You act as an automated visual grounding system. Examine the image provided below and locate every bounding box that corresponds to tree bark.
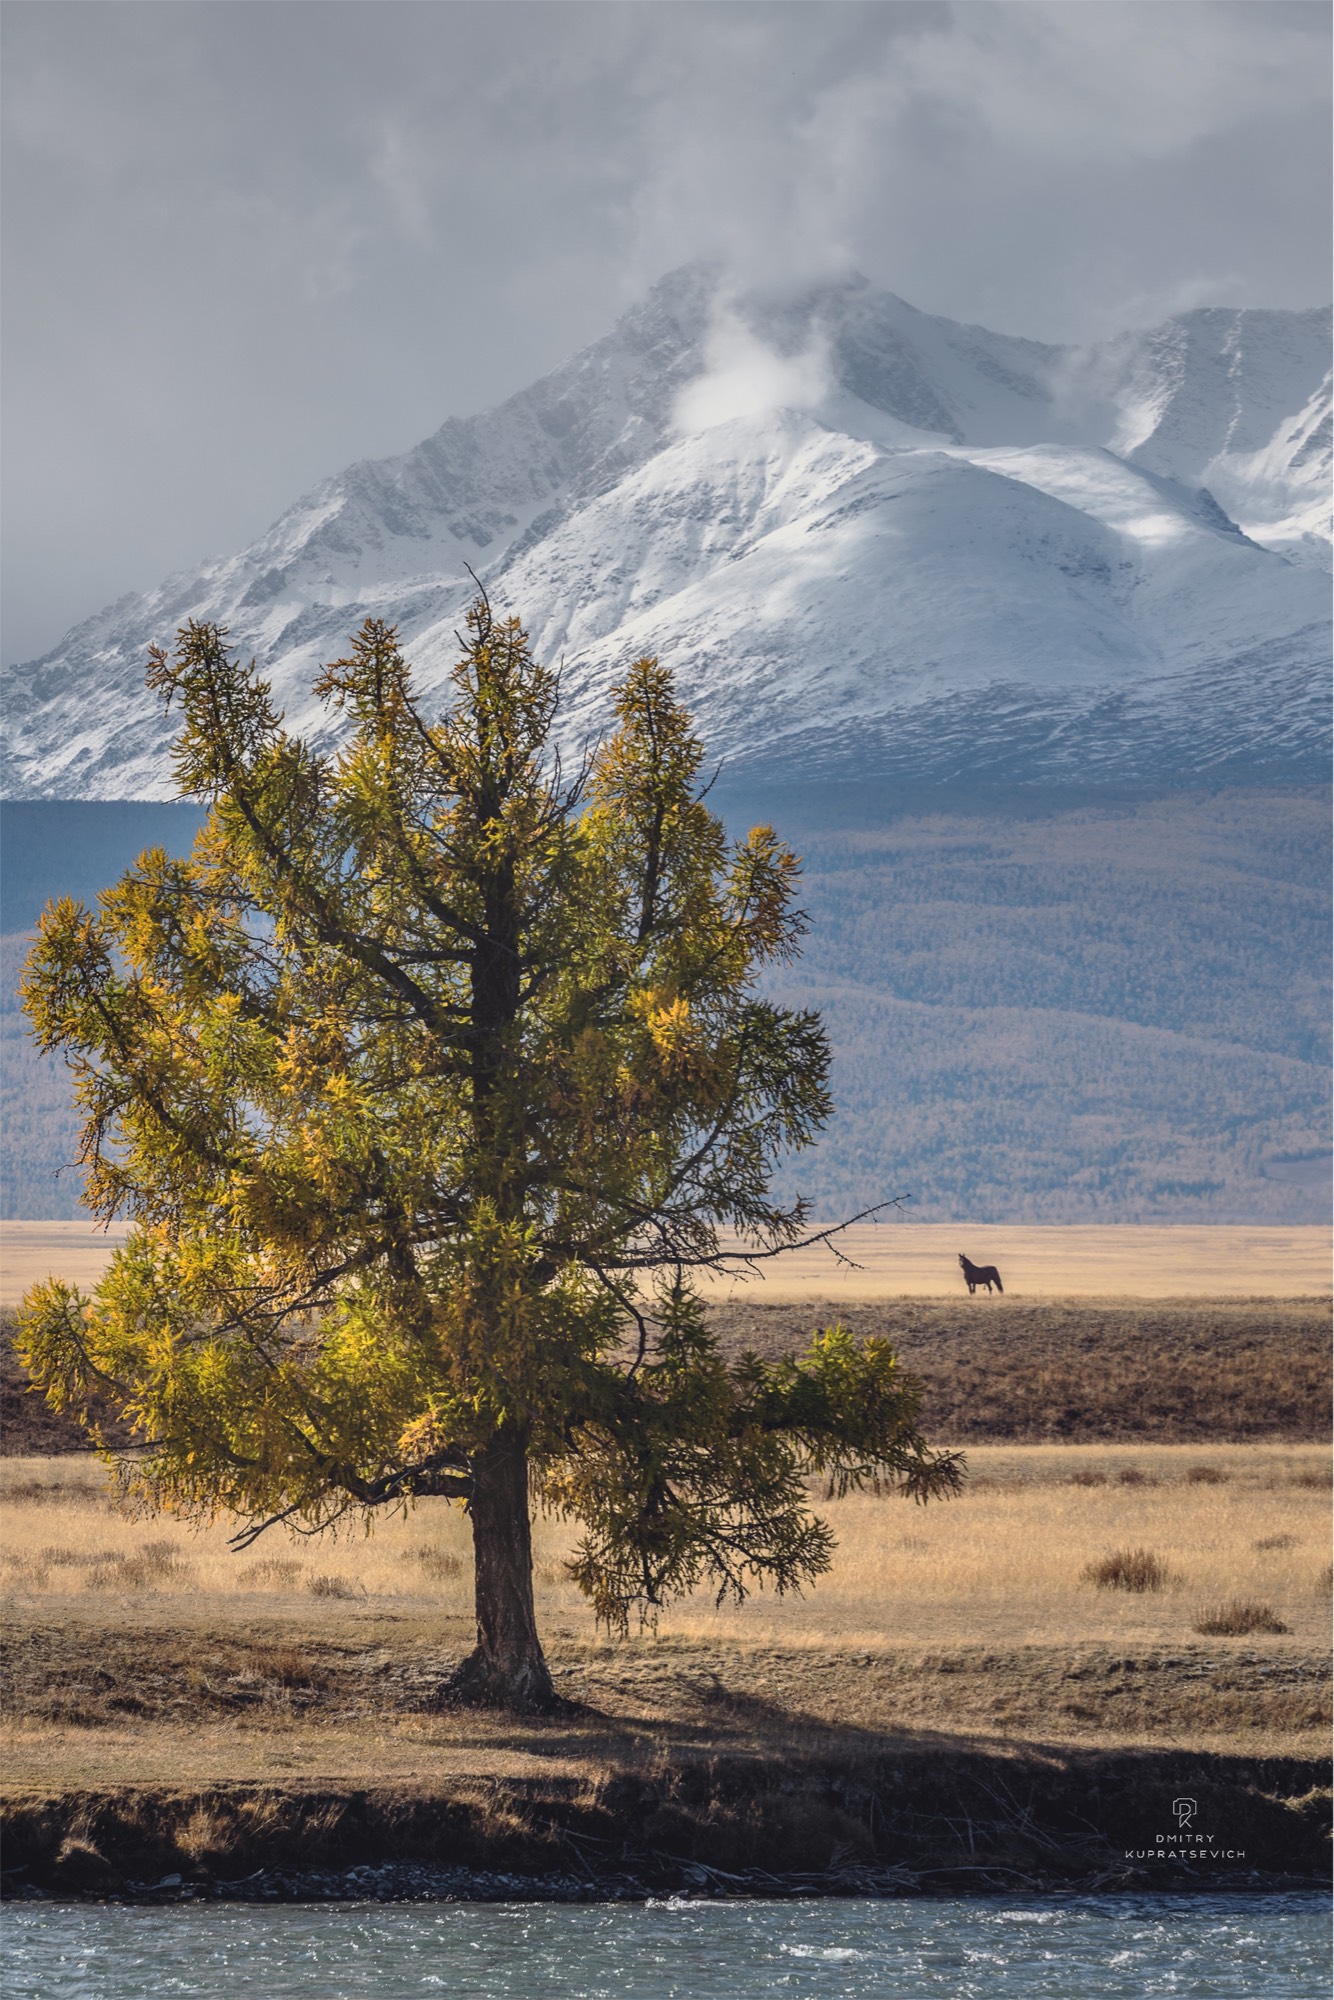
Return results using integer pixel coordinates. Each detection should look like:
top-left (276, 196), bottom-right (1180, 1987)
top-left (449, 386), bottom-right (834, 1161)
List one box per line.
top-left (443, 1424), bottom-right (557, 1712)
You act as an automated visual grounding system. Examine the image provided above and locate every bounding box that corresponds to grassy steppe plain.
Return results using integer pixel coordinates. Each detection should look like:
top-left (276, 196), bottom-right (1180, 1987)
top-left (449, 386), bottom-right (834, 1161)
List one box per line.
top-left (5, 1220), bottom-right (1331, 1306)
top-left (5, 1448), bottom-right (1328, 1792)
top-left (2, 1283), bottom-right (1330, 1891)
top-left (3, 1440), bottom-right (1330, 1788)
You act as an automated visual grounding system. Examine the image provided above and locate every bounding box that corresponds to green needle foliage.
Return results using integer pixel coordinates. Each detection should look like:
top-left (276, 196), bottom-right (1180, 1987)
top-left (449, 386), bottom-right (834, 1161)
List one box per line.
top-left (18, 601), bottom-right (962, 1709)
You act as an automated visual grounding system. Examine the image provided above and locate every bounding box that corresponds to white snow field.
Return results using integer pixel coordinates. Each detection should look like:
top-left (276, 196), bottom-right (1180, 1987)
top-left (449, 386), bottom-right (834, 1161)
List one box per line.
top-left (3, 266), bottom-right (1329, 798)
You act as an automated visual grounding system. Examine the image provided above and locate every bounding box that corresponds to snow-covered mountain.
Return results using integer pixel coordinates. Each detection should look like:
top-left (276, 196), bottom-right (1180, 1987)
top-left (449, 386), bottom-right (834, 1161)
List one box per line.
top-left (4, 267), bottom-right (1329, 798)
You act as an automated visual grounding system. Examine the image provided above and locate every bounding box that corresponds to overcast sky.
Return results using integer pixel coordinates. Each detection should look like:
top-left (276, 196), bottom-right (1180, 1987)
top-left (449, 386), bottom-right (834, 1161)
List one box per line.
top-left (3, 0), bottom-right (1329, 666)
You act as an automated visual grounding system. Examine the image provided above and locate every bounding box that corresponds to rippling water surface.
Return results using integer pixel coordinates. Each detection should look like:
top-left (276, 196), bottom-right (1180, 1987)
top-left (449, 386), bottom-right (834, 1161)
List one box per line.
top-left (5, 1893), bottom-right (1329, 1999)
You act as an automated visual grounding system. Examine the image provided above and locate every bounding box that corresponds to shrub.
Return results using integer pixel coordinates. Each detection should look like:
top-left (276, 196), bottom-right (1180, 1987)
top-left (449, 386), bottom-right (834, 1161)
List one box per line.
top-left (260, 1648), bottom-right (325, 1689)
top-left (1116, 1468), bottom-right (1156, 1487)
top-left (400, 1549), bottom-right (463, 1580)
top-left (1185, 1465), bottom-right (1228, 1484)
top-left (306, 1573), bottom-right (361, 1599)
top-left (2, 1555), bottom-right (51, 1589)
top-left (1068, 1469), bottom-right (1107, 1487)
top-left (1193, 1600), bottom-right (1289, 1636)
top-left (87, 1542), bottom-right (194, 1590)
top-left (240, 1557), bottom-right (303, 1590)
top-left (1082, 1547), bottom-right (1173, 1592)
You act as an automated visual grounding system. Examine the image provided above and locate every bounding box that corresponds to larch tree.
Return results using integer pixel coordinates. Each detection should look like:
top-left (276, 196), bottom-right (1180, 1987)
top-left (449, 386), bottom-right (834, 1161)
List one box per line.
top-left (17, 601), bottom-right (962, 1711)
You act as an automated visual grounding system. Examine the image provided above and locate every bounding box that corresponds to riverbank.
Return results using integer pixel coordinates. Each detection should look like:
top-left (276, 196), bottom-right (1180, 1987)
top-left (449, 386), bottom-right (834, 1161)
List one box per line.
top-left (5, 1739), bottom-right (1330, 1903)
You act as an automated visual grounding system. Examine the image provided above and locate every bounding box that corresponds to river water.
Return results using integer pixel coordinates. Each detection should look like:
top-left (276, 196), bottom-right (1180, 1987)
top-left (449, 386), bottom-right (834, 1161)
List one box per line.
top-left (4, 1893), bottom-right (1330, 1999)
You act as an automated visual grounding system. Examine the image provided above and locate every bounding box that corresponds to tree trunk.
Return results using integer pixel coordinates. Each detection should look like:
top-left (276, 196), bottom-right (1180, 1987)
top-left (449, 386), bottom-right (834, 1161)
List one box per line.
top-left (443, 1424), bottom-right (556, 1713)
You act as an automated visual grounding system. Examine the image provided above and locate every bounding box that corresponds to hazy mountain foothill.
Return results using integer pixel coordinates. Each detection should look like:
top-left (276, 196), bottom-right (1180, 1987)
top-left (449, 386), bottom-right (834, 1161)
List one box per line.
top-left (2, 268), bottom-right (1330, 1224)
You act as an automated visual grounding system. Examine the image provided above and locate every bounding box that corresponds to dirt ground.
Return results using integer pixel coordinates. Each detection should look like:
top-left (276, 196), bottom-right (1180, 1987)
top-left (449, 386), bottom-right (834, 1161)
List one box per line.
top-left (708, 1296), bottom-right (1332, 1442)
top-left (3, 1612), bottom-right (1330, 1791)
top-left (5, 1297), bottom-right (1330, 1455)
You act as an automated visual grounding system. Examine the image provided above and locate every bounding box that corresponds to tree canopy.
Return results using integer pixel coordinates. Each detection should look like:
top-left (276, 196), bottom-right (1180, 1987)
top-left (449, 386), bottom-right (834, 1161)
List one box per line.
top-left (18, 602), bottom-right (961, 1708)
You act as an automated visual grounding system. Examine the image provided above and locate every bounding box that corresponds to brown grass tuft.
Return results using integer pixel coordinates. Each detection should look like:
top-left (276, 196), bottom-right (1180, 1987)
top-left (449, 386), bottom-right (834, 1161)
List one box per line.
top-left (260, 1648), bottom-right (326, 1689)
top-left (1185, 1465), bottom-right (1229, 1484)
top-left (2, 1554), bottom-right (52, 1588)
top-left (307, 1573), bottom-right (361, 1600)
top-left (399, 1549), bottom-right (463, 1580)
top-left (87, 1541), bottom-right (195, 1591)
top-left (1082, 1548), bottom-right (1173, 1593)
top-left (239, 1557), bottom-right (304, 1590)
top-left (174, 1808), bottom-right (235, 1864)
top-left (1193, 1600), bottom-right (1290, 1636)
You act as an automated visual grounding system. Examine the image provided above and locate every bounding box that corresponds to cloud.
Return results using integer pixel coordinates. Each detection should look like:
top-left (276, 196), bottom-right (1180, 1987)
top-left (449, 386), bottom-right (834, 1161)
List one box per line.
top-left (866, 2), bottom-right (1330, 165)
top-left (370, 123), bottom-right (436, 248)
top-left (621, 2), bottom-right (1331, 318)
top-left (2, 1), bottom-right (1328, 666)
top-left (672, 309), bottom-right (831, 434)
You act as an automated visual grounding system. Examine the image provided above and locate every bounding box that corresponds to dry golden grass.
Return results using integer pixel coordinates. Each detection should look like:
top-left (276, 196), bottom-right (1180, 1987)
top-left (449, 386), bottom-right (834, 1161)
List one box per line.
top-left (3, 1443), bottom-right (1328, 1807)
top-left (2, 1445), bottom-right (1329, 1650)
top-left (3, 1247), bottom-right (1329, 1883)
top-left (698, 1225), bottom-right (1333, 1300)
top-left (5, 1221), bottom-right (1331, 1308)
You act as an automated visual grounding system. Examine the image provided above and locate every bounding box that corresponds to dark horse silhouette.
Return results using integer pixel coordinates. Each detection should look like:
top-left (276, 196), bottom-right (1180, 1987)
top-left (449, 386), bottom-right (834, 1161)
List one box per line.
top-left (959, 1253), bottom-right (1003, 1295)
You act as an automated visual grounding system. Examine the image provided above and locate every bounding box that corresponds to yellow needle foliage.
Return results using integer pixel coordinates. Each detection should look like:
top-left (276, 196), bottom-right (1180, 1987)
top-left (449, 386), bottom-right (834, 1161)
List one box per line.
top-left (17, 602), bottom-right (959, 1699)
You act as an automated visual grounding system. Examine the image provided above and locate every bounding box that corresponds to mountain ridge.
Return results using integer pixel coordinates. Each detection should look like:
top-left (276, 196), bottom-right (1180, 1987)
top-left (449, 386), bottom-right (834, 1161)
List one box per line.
top-left (3, 267), bottom-right (1329, 798)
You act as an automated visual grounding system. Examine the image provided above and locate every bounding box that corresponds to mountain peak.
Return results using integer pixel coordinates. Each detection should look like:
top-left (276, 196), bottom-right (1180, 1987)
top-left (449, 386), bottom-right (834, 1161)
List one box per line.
top-left (3, 279), bottom-right (1328, 799)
